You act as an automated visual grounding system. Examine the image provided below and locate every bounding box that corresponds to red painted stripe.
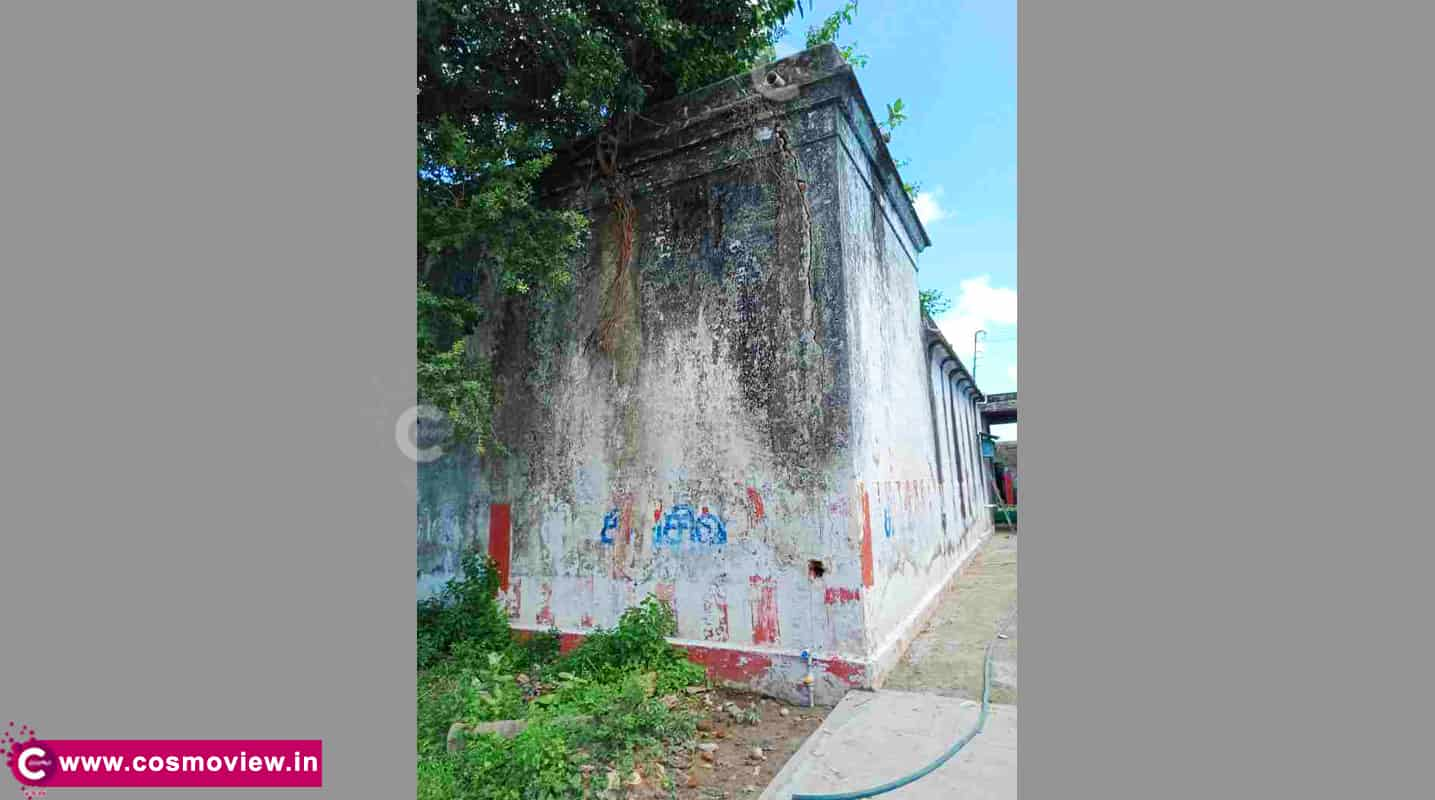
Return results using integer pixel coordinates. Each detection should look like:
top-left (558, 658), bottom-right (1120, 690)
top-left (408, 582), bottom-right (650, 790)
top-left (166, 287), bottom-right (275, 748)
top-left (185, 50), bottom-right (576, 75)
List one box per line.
top-left (509, 631), bottom-right (865, 689)
top-left (746, 486), bottom-right (765, 524)
top-left (535, 582), bottom-right (555, 626)
top-left (558, 633), bottom-right (584, 654)
top-left (685, 644), bottom-right (774, 682)
top-left (824, 587), bottom-right (861, 605)
top-left (750, 576), bottom-right (780, 645)
top-left (859, 485), bottom-right (874, 588)
top-left (515, 628), bottom-right (584, 654)
top-left (820, 657), bottom-right (867, 687)
top-left (488, 503), bottom-right (511, 591)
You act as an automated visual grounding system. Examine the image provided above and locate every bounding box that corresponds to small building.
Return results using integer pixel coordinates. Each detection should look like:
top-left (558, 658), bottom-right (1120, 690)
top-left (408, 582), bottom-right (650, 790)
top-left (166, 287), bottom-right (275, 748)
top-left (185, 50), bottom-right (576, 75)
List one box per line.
top-left (994, 440), bottom-right (1018, 506)
top-left (417, 45), bottom-right (995, 704)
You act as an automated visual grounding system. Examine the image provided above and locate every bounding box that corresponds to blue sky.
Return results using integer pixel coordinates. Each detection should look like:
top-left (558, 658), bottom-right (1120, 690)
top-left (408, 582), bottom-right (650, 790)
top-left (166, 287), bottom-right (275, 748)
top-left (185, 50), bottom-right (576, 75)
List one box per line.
top-left (774, 0), bottom-right (1017, 439)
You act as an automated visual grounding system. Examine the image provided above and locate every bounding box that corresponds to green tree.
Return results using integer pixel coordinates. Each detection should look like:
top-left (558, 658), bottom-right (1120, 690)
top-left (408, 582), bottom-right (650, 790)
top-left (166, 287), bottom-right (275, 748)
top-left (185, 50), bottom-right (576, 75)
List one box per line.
top-left (919, 289), bottom-right (952, 318)
top-left (805, 1), bottom-right (867, 67)
top-left (417, 0), bottom-right (801, 451)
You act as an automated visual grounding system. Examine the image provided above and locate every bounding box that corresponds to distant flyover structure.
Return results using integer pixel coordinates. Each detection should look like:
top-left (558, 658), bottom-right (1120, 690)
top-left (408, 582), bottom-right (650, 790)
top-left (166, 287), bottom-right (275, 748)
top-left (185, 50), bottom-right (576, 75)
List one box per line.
top-left (978, 392), bottom-right (1017, 432)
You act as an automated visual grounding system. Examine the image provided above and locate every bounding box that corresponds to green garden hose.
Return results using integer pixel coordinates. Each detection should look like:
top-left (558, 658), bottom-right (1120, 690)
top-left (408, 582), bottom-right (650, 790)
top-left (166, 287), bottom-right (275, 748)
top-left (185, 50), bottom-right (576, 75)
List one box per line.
top-left (790, 606), bottom-right (1014, 800)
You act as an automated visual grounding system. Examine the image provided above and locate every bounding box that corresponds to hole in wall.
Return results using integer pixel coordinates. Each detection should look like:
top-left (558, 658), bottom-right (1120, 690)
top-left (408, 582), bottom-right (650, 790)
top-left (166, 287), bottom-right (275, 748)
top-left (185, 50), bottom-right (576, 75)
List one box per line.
top-left (808, 560), bottom-right (825, 579)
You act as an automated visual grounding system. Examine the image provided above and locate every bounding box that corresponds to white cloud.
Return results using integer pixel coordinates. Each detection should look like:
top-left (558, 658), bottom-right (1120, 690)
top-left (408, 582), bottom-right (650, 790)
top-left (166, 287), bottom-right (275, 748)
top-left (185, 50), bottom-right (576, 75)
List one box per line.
top-left (933, 275), bottom-right (1017, 366)
top-left (913, 187), bottom-right (948, 225)
top-left (774, 41), bottom-right (798, 58)
top-left (1007, 365), bottom-right (1018, 384)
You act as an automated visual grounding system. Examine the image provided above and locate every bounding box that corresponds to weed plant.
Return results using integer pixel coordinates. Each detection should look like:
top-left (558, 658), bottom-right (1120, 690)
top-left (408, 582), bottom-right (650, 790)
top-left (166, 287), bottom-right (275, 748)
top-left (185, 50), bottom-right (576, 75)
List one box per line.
top-left (418, 563), bottom-right (706, 799)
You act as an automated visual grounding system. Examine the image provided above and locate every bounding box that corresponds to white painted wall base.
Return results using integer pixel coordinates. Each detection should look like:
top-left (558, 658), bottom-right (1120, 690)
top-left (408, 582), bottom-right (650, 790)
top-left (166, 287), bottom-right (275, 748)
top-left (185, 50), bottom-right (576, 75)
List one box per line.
top-left (867, 521), bottom-right (995, 689)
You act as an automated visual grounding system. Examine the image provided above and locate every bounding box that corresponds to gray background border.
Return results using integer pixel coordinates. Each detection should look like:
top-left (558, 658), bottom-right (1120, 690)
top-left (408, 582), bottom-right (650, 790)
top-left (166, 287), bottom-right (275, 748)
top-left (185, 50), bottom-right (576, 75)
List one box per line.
top-left (3, 1), bottom-right (1430, 798)
top-left (1, 2), bottom-right (414, 798)
top-left (1023, 1), bottom-right (1429, 796)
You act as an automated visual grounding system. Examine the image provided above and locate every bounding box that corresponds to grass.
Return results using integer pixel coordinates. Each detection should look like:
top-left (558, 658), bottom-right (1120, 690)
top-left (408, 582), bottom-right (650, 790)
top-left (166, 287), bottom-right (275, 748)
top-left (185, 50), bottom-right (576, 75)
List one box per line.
top-left (417, 560), bottom-right (708, 799)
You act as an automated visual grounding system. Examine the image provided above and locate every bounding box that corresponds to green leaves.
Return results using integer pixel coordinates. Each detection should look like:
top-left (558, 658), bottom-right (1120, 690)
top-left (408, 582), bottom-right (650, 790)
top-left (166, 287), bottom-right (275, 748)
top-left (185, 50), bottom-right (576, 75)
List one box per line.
top-left (920, 289), bottom-right (953, 318)
top-left (805, 1), bottom-right (856, 48)
top-left (466, 652), bottom-right (525, 722)
top-left (417, 589), bottom-right (705, 800)
top-left (417, 337), bottom-right (496, 452)
top-left (884, 98), bottom-right (908, 131)
top-left (417, 2), bottom-right (806, 455)
top-left (417, 552), bottom-right (509, 669)
top-left (806, 1), bottom-right (867, 67)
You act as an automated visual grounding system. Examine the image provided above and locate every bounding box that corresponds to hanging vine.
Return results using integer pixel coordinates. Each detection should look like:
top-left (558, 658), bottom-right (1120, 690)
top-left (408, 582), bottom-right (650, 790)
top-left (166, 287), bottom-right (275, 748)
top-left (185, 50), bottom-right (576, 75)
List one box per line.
top-left (594, 130), bottom-right (639, 357)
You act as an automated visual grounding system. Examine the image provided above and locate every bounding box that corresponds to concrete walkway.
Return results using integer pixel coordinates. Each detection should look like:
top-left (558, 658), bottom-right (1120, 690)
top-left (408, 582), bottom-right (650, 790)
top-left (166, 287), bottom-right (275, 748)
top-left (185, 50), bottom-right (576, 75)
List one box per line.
top-left (760, 691), bottom-right (1016, 799)
top-left (761, 532), bottom-right (1018, 799)
top-left (885, 531), bottom-right (1018, 703)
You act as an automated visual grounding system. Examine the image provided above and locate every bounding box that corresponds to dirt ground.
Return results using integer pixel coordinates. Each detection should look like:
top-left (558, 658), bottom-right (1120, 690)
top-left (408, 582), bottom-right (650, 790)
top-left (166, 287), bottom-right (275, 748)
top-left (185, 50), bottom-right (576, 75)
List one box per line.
top-left (661, 687), bottom-right (828, 799)
top-left (882, 531), bottom-right (1018, 704)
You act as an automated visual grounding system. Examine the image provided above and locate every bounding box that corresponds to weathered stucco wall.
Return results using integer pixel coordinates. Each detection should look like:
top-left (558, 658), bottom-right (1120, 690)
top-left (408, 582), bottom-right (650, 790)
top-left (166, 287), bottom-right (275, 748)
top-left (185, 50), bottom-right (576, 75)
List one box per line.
top-left (417, 45), bottom-right (992, 703)
top-left (831, 94), bottom-right (995, 683)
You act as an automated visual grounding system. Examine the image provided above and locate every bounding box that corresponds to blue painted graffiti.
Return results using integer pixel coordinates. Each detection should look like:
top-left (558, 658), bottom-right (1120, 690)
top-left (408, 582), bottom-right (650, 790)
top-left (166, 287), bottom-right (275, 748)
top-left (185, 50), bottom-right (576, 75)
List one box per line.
top-left (654, 504), bottom-right (694, 546)
top-left (654, 504), bottom-right (727, 547)
top-left (693, 508), bottom-right (727, 545)
top-left (600, 508), bottom-right (620, 545)
top-left (883, 507), bottom-right (893, 539)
